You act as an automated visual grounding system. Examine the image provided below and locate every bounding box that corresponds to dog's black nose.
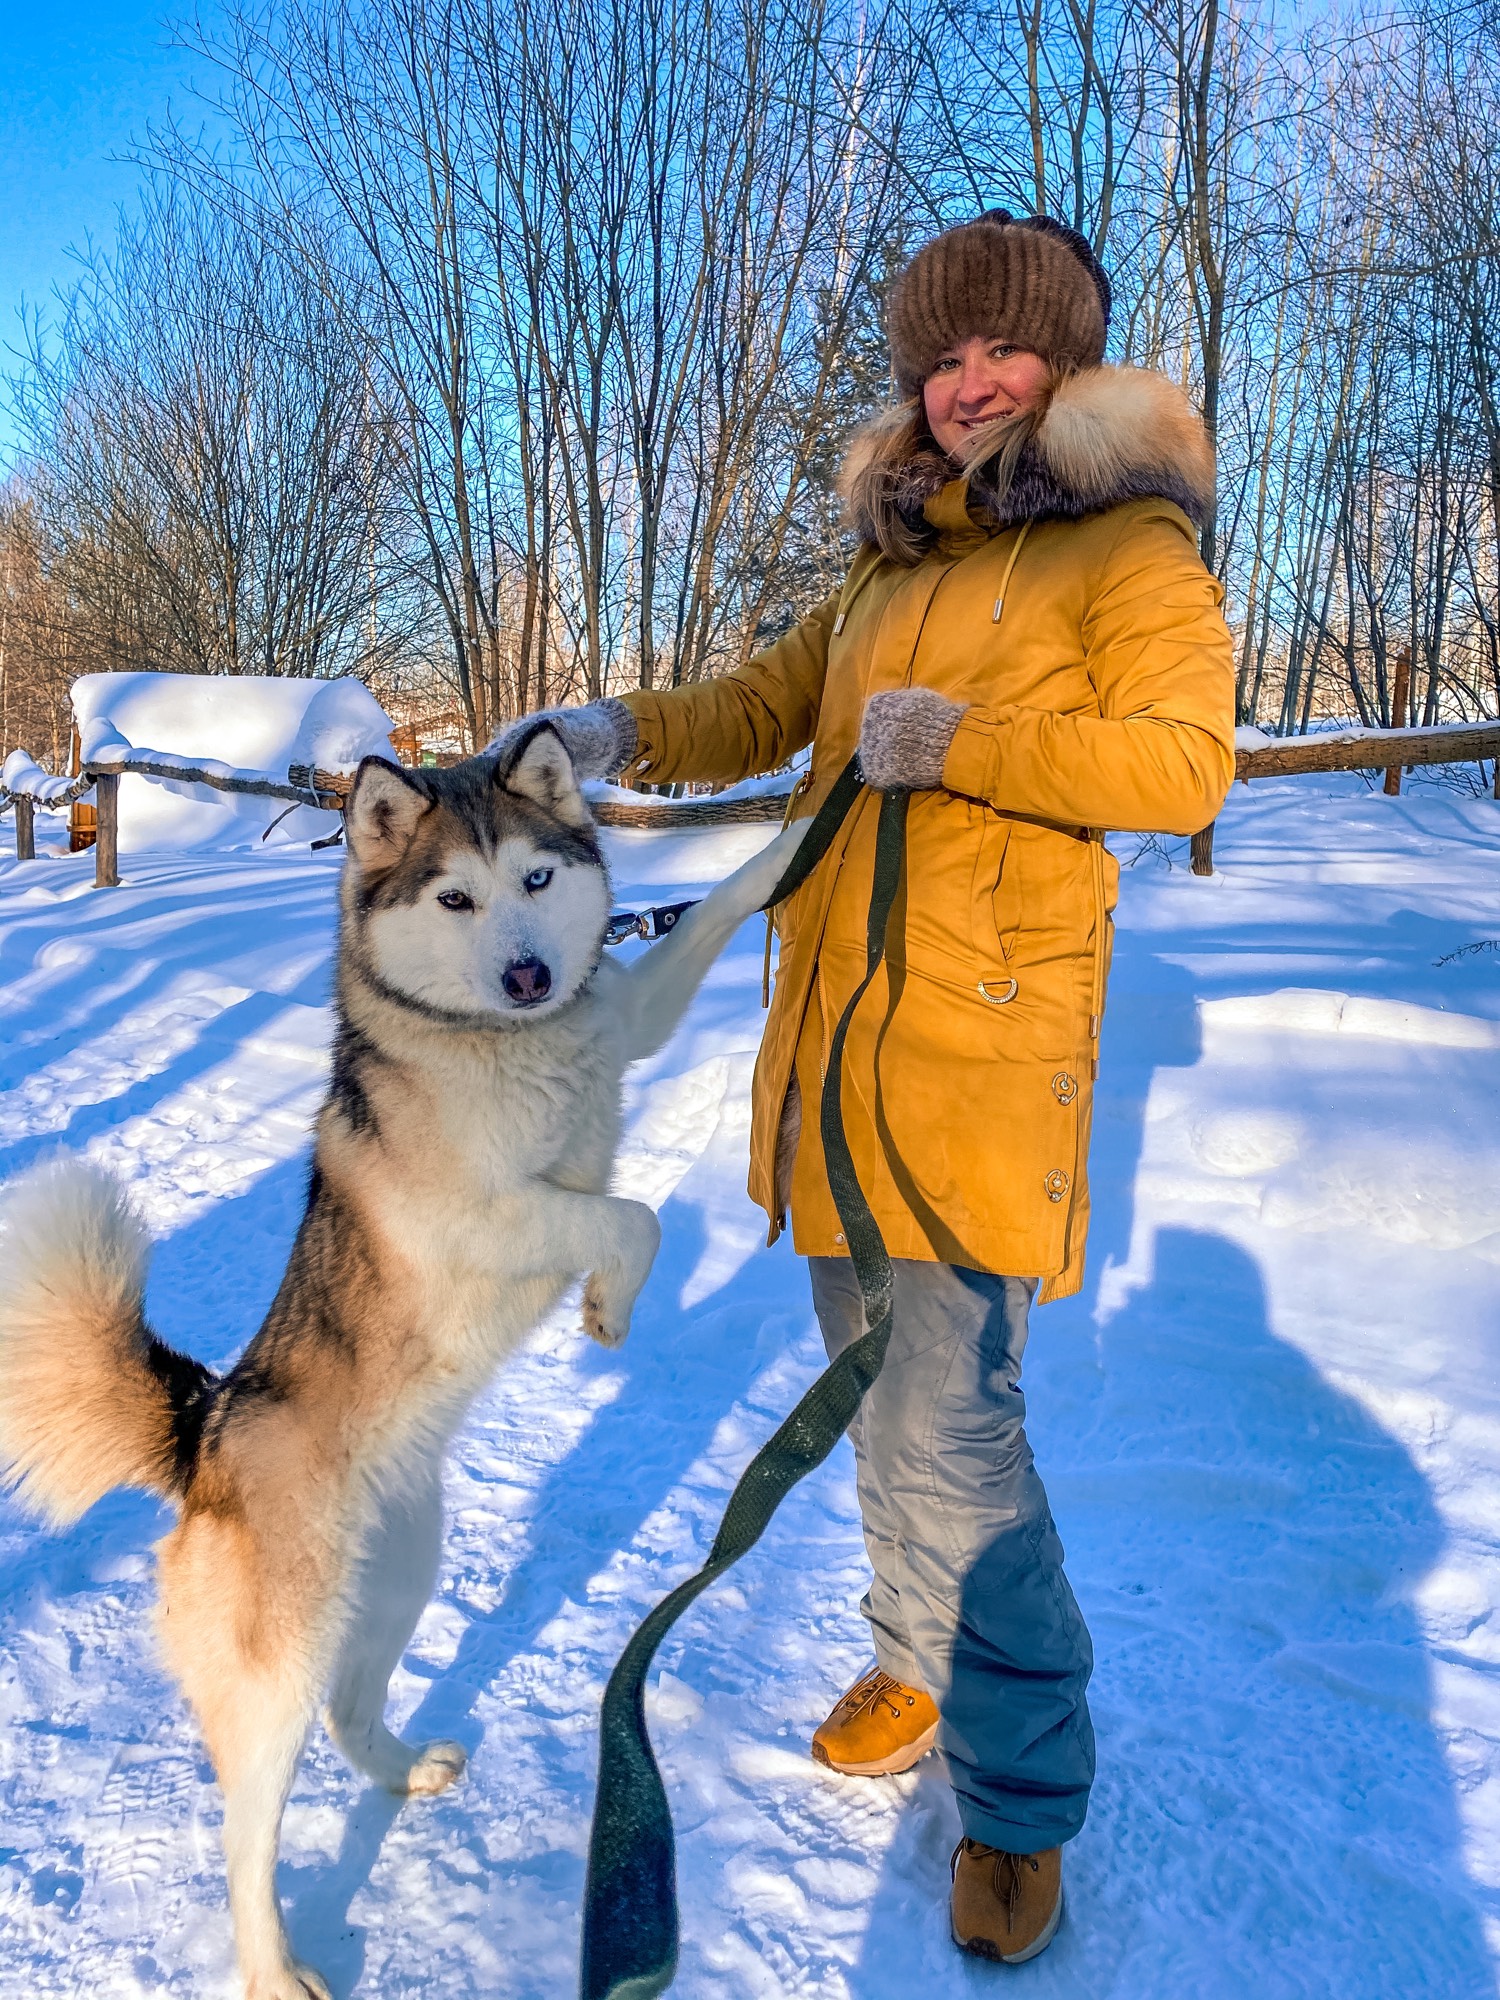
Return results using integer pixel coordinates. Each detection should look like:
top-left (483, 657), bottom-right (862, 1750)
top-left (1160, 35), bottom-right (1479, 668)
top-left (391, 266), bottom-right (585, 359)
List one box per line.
top-left (502, 955), bottom-right (552, 1005)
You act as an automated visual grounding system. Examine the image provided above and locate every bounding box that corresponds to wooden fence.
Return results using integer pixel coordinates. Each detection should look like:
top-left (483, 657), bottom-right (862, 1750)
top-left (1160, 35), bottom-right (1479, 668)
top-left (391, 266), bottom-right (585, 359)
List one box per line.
top-left (1190, 720), bottom-right (1500, 873)
top-left (3, 720), bottom-right (1498, 889)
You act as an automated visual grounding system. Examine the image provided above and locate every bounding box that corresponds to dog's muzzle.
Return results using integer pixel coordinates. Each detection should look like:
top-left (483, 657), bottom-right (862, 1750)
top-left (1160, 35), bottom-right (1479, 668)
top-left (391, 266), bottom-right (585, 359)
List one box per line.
top-left (502, 955), bottom-right (552, 1006)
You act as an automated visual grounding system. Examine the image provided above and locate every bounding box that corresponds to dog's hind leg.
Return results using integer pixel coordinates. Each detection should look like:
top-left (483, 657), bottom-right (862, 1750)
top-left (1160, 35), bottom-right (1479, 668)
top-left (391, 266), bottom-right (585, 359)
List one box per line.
top-left (160, 1513), bottom-right (338, 1999)
top-left (325, 1467), bottom-right (466, 1797)
top-left (210, 1678), bottom-right (330, 2000)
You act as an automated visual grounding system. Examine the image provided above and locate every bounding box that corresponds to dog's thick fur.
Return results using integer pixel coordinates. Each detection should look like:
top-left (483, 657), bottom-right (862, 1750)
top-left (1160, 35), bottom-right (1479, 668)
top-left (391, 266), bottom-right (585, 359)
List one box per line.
top-left (0, 727), bottom-right (804, 2000)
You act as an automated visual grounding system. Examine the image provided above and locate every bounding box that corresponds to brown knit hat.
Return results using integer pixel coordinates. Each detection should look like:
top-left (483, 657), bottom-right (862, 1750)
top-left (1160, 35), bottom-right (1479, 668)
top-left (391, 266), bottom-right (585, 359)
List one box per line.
top-left (888, 210), bottom-right (1110, 396)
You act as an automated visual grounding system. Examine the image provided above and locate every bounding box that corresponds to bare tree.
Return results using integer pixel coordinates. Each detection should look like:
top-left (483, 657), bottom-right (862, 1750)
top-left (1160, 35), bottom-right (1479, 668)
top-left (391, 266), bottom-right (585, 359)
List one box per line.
top-left (11, 182), bottom-right (412, 686)
top-left (155, 0), bottom-right (917, 737)
top-left (8, 0), bottom-right (1500, 756)
top-left (0, 486), bottom-right (74, 766)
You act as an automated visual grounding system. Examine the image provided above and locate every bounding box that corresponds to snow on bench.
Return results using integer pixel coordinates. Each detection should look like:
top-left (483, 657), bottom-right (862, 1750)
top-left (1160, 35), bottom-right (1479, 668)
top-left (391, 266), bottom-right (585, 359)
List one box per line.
top-left (0, 749), bottom-right (85, 808)
top-left (18, 674), bottom-right (398, 854)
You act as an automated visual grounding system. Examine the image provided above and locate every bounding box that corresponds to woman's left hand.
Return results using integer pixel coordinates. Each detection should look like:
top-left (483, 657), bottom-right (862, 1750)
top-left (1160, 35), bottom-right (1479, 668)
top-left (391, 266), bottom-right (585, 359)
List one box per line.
top-left (857, 688), bottom-right (969, 791)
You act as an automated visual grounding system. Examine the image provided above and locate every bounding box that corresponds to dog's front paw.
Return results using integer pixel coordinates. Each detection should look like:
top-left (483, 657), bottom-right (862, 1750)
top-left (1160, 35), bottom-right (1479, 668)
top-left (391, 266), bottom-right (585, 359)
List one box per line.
top-left (247, 1964), bottom-right (333, 2000)
top-left (402, 1739), bottom-right (467, 1796)
top-left (583, 1274), bottom-right (629, 1348)
top-left (583, 1198), bottom-right (661, 1348)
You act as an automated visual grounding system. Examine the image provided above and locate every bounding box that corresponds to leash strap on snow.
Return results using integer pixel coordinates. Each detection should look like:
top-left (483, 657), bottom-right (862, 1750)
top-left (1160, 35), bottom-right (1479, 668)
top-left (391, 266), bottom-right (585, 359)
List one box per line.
top-left (581, 758), bottom-right (907, 2000)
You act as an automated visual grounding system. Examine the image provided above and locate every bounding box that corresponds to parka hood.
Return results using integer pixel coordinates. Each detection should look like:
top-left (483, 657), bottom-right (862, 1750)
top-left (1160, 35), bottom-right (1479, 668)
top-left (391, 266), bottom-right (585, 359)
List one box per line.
top-left (840, 364), bottom-right (1216, 564)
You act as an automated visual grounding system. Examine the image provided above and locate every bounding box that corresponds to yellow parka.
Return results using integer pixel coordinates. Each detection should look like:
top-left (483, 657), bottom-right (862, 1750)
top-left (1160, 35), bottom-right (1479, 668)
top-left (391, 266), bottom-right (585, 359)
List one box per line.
top-left (620, 367), bottom-right (1236, 1302)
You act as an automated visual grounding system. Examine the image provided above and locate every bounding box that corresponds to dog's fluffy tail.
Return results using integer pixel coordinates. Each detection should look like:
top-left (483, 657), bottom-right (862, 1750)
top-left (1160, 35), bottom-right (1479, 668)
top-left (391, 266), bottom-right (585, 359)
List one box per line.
top-left (0, 1157), bottom-right (216, 1526)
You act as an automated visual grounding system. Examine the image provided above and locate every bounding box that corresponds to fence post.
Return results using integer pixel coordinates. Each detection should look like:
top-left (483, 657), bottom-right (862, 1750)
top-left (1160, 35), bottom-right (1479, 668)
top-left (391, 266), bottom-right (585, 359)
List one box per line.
top-left (1383, 649), bottom-right (1412, 795)
top-left (14, 797), bottom-right (35, 860)
top-left (1190, 822), bottom-right (1216, 875)
top-left (94, 775), bottom-right (119, 887)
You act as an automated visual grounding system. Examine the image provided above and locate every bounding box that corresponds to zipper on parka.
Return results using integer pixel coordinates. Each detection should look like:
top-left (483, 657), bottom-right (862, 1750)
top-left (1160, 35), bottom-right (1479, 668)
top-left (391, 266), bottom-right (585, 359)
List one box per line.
top-left (1087, 829), bottom-right (1108, 1077)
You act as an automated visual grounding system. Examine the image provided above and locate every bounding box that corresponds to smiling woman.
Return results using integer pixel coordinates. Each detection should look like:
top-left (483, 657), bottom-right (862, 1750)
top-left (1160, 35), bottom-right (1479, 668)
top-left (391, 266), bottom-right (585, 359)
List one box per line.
top-left (922, 340), bottom-right (1053, 454)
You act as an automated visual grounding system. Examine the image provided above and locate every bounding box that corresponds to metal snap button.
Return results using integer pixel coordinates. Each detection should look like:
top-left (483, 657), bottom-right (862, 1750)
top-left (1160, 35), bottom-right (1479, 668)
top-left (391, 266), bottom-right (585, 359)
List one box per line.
top-left (1044, 1169), bottom-right (1071, 1203)
top-left (978, 978), bottom-right (1018, 1005)
top-left (1052, 1071), bottom-right (1078, 1104)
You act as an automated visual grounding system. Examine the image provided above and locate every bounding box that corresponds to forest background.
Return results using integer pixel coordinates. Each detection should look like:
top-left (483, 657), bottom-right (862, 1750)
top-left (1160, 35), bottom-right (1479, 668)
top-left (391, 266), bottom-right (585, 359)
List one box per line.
top-left (3, 0), bottom-right (1498, 769)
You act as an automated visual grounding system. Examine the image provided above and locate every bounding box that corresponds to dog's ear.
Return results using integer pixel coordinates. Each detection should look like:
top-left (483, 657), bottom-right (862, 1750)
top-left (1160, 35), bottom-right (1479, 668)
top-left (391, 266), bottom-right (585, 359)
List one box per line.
top-left (346, 757), bottom-right (433, 872)
top-left (495, 722), bottom-right (592, 829)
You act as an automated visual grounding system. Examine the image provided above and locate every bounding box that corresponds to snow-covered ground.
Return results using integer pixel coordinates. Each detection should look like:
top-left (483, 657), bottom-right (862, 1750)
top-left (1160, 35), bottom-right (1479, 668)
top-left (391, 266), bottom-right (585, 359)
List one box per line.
top-left (1, 775), bottom-right (1499, 1998)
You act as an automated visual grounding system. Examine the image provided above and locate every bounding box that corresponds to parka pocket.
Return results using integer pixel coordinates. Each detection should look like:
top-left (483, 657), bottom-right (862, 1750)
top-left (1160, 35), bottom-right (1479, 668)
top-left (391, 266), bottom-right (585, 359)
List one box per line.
top-left (897, 795), bottom-right (1015, 994)
top-left (973, 810), bottom-right (1015, 971)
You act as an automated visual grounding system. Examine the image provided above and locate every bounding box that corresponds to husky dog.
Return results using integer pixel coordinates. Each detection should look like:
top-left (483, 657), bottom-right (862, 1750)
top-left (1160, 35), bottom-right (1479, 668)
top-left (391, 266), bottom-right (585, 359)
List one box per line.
top-left (0, 726), bottom-right (804, 2000)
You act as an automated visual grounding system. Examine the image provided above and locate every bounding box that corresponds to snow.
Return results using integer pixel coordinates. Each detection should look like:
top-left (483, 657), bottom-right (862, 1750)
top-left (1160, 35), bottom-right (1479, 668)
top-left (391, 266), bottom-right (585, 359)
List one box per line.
top-left (1, 774), bottom-right (1500, 1997)
top-left (584, 756), bottom-right (807, 814)
top-left (68, 674), bottom-right (395, 852)
top-left (1232, 719), bottom-right (1498, 757)
top-left (1295, 717), bottom-right (1495, 746)
top-left (1203, 986), bottom-right (1500, 1049)
top-left (1, 750), bottom-right (83, 808)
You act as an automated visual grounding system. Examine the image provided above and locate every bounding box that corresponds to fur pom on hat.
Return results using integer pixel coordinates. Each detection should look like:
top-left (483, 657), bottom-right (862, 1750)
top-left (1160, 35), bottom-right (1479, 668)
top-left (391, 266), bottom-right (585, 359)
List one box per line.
top-left (888, 210), bottom-right (1110, 395)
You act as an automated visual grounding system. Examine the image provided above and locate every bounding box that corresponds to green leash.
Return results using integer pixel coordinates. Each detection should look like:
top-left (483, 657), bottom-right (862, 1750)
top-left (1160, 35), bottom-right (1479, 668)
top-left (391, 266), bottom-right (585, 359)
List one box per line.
top-left (581, 760), bottom-right (909, 2000)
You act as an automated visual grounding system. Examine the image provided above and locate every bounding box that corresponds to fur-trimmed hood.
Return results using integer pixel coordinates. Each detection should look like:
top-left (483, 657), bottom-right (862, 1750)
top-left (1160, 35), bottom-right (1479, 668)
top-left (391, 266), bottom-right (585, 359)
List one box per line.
top-left (839, 364), bottom-right (1215, 565)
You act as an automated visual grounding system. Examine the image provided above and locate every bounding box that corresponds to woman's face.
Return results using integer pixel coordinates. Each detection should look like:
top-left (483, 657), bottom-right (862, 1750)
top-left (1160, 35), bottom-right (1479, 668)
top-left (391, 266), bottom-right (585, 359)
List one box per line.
top-left (922, 337), bottom-right (1051, 457)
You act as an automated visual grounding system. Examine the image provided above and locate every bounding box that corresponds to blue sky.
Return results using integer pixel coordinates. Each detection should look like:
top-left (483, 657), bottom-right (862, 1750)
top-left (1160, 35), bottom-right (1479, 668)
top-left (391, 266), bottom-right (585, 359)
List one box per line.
top-left (0, 0), bottom-right (221, 468)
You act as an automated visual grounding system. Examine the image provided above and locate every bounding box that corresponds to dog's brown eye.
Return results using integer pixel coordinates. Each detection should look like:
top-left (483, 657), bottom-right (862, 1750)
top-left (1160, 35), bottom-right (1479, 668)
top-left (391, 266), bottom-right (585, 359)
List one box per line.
top-left (524, 868), bottom-right (553, 894)
top-left (437, 890), bottom-right (474, 912)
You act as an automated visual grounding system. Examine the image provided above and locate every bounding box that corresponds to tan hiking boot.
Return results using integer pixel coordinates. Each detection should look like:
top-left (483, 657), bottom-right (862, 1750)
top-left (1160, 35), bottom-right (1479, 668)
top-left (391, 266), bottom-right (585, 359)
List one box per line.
top-left (950, 1839), bottom-right (1063, 1964)
top-left (810, 1667), bottom-right (939, 1776)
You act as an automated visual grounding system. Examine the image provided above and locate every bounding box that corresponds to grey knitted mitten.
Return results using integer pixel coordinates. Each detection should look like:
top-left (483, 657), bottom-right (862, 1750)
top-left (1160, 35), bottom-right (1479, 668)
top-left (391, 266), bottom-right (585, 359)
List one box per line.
top-left (487, 698), bottom-right (638, 781)
top-left (857, 688), bottom-right (968, 790)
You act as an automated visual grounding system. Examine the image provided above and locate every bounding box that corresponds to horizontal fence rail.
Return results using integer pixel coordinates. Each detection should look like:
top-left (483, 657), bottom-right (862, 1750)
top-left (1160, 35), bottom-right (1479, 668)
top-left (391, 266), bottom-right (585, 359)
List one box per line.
top-left (1233, 719), bottom-right (1500, 781)
top-left (2, 720), bottom-right (1497, 887)
top-left (105, 756), bottom-right (343, 805)
top-left (1190, 720), bottom-right (1500, 873)
top-left (297, 766), bottom-right (798, 829)
top-left (1, 752), bottom-right (348, 884)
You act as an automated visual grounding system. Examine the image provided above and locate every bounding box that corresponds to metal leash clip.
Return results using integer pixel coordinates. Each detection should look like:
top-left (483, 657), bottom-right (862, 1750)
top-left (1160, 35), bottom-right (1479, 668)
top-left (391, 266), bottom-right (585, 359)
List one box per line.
top-left (603, 899), bottom-right (698, 948)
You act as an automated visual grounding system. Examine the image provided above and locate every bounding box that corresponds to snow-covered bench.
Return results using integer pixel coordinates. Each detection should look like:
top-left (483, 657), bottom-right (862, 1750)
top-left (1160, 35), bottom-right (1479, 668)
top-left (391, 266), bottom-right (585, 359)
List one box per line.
top-left (3, 672), bottom-right (398, 879)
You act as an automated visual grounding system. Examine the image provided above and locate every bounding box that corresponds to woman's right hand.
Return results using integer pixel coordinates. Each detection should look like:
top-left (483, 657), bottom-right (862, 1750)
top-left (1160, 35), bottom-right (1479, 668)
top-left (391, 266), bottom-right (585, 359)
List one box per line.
top-left (857, 688), bottom-right (968, 791)
top-left (486, 699), bottom-right (638, 782)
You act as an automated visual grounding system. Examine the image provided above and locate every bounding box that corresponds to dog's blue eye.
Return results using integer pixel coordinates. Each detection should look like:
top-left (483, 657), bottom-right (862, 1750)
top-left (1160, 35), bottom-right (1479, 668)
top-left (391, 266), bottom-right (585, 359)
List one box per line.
top-left (524, 868), bottom-right (554, 894)
top-left (437, 890), bottom-right (474, 912)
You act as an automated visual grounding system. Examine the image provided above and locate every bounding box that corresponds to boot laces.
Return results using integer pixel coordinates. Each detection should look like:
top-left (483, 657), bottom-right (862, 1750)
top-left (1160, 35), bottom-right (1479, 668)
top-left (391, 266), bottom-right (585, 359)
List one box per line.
top-left (950, 1838), bottom-right (1039, 1933)
top-left (838, 1668), bottom-right (912, 1723)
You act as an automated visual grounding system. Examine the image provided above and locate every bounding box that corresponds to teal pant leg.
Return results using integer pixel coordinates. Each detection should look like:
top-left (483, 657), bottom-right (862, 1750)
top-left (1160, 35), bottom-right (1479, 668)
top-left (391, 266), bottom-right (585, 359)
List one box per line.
top-left (809, 1255), bottom-right (1095, 1852)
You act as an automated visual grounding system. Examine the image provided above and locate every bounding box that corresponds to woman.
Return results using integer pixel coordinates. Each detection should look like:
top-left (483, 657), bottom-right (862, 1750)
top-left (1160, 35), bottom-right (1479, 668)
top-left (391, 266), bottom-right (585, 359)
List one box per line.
top-left (504, 212), bottom-right (1235, 1963)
